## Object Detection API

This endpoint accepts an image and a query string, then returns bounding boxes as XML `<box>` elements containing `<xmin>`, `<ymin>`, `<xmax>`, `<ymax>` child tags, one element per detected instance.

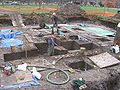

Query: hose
<box><xmin>27</xmin><ymin>65</ymin><xmax>81</xmax><ymax>85</ymax></box>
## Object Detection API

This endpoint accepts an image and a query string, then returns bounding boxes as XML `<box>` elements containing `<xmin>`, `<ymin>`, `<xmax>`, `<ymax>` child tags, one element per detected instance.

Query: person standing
<box><xmin>47</xmin><ymin>36</ymin><xmax>57</xmax><ymax>56</ymax></box>
<box><xmin>52</xmin><ymin>13</ymin><xmax>58</xmax><ymax>27</ymax></box>
<box><xmin>51</xmin><ymin>13</ymin><xmax>59</xmax><ymax>34</ymax></box>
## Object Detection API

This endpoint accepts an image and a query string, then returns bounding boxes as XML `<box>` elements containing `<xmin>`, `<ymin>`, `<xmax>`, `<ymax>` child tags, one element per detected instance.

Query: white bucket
<box><xmin>111</xmin><ymin>45</ymin><xmax>119</xmax><ymax>53</ymax></box>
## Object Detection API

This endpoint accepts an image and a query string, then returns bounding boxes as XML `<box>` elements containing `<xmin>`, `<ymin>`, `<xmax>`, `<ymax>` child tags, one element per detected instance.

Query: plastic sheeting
<box><xmin>0</xmin><ymin>32</ymin><xmax>23</xmax><ymax>39</ymax></box>
<box><xmin>0</xmin><ymin>80</ymin><xmax>40</xmax><ymax>89</ymax></box>
<box><xmin>80</xmin><ymin>27</ymin><xmax>115</xmax><ymax>36</ymax></box>
<box><xmin>0</xmin><ymin>29</ymin><xmax>12</xmax><ymax>32</ymax></box>
<box><xmin>65</xmin><ymin>24</ymin><xmax>77</xmax><ymax>27</ymax></box>
<box><xmin>78</xmin><ymin>35</ymin><xmax>88</xmax><ymax>41</ymax></box>
<box><xmin>79</xmin><ymin>24</ymin><xmax>89</xmax><ymax>27</ymax></box>
<box><xmin>0</xmin><ymin>39</ymin><xmax>23</xmax><ymax>48</ymax></box>
<box><xmin>45</xmin><ymin>24</ymin><xmax>52</xmax><ymax>29</ymax></box>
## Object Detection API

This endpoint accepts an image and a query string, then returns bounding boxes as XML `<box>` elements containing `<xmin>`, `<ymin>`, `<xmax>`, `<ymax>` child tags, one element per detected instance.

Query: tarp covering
<box><xmin>0</xmin><ymin>32</ymin><xmax>23</xmax><ymax>39</ymax></box>
<box><xmin>78</xmin><ymin>35</ymin><xmax>88</xmax><ymax>41</ymax></box>
<box><xmin>0</xmin><ymin>80</ymin><xmax>40</xmax><ymax>89</ymax></box>
<box><xmin>79</xmin><ymin>24</ymin><xmax>89</xmax><ymax>27</ymax></box>
<box><xmin>65</xmin><ymin>24</ymin><xmax>77</xmax><ymax>27</ymax></box>
<box><xmin>45</xmin><ymin>24</ymin><xmax>52</xmax><ymax>29</ymax></box>
<box><xmin>0</xmin><ymin>29</ymin><xmax>12</xmax><ymax>32</ymax></box>
<box><xmin>0</xmin><ymin>39</ymin><xmax>23</xmax><ymax>48</ymax></box>
<box><xmin>80</xmin><ymin>27</ymin><xmax>115</xmax><ymax>36</ymax></box>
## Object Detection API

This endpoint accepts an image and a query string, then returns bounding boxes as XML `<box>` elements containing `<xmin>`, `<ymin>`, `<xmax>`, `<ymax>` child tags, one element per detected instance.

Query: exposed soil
<box><xmin>55</xmin><ymin>4</ymin><xmax>86</xmax><ymax>16</ymax></box>
<box><xmin>113</xmin><ymin>13</ymin><xmax>120</xmax><ymax>19</ymax></box>
<box><xmin>0</xmin><ymin>5</ymin><xmax>120</xmax><ymax>90</ymax></box>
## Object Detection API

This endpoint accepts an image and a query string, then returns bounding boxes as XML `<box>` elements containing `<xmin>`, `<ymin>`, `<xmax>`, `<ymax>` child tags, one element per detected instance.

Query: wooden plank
<box><xmin>89</xmin><ymin>52</ymin><xmax>120</xmax><ymax>68</ymax></box>
<box><xmin>14</xmin><ymin>70</ymin><xmax>34</xmax><ymax>84</ymax></box>
<box><xmin>24</xmin><ymin>34</ymin><xmax>33</xmax><ymax>43</ymax></box>
<box><xmin>54</xmin><ymin>46</ymin><xmax>67</xmax><ymax>51</ymax></box>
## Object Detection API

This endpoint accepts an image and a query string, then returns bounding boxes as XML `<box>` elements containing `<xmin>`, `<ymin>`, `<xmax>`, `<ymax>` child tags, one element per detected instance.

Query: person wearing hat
<box><xmin>51</xmin><ymin>13</ymin><xmax>59</xmax><ymax>35</ymax></box>
<box><xmin>52</xmin><ymin>13</ymin><xmax>58</xmax><ymax>27</ymax></box>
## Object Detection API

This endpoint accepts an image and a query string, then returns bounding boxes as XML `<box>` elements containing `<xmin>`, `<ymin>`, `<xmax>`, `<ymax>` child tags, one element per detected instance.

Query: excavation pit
<box><xmin>69</xmin><ymin>35</ymin><xmax>79</xmax><ymax>40</ymax></box>
<box><xmin>68</xmin><ymin>61</ymin><xmax>94</xmax><ymax>71</ymax></box>
<box><xmin>96</xmin><ymin>38</ymin><xmax>111</xmax><ymax>42</ymax></box>
<box><xmin>60</xmin><ymin>40</ymin><xmax>99</xmax><ymax>50</ymax></box>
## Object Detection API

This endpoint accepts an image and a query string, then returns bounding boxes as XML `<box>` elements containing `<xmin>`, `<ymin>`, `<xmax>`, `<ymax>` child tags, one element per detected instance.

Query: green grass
<box><xmin>0</xmin><ymin>4</ymin><xmax>61</xmax><ymax>8</ymax></box>
<box><xmin>0</xmin><ymin>4</ymin><xmax>118</xmax><ymax>14</ymax></box>
<box><xmin>81</xmin><ymin>6</ymin><xmax>118</xmax><ymax>13</ymax></box>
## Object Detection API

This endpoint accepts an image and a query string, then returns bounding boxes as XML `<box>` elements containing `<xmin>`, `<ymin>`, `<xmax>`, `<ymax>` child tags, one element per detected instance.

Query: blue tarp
<box><xmin>0</xmin><ymin>80</ymin><xmax>40</xmax><ymax>89</ymax></box>
<box><xmin>0</xmin><ymin>32</ymin><xmax>23</xmax><ymax>39</ymax></box>
<box><xmin>78</xmin><ymin>35</ymin><xmax>88</xmax><ymax>41</ymax></box>
<box><xmin>0</xmin><ymin>39</ymin><xmax>23</xmax><ymax>48</ymax></box>
<box><xmin>59</xmin><ymin>31</ymin><xmax>64</xmax><ymax>34</ymax></box>
<box><xmin>0</xmin><ymin>75</ymin><xmax>40</xmax><ymax>89</ymax></box>
<box><xmin>0</xmin><ymin>29</ymin><xmax>12</xmax><ymax>32</ymax></box>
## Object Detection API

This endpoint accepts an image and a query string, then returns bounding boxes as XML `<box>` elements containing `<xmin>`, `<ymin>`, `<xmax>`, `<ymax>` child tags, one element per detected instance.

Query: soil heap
<box><xmin>55</xmin><ymin>4</ymin><xmax>86</xmax><ymax>16</ymax></box>
<box><xmin>113</xmin><ymin>13</ymin><xmax>120</xmax><ymax>19</ymax></box>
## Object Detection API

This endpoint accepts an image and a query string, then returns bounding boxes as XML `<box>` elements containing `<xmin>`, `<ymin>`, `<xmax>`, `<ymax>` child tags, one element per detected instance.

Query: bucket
<box><xmin>80</xmin><ymin>47</ymin><xmax>86</xmax><ymax>54</ymax></box>
<box><xmin>111</xmin><ymin>45</ymin><xmax>119</xmax><ymax>53</ymax></box>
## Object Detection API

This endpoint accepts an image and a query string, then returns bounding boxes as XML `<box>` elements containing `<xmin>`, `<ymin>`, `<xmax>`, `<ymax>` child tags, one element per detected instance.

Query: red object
<box><xmin>3</xmin><ymin>69</ymin><xmax>9</xmax><ymax>75</ymax></box>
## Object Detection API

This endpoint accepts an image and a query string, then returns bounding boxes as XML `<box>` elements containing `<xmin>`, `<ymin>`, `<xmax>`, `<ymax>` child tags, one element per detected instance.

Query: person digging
<box><xmin>47</xmin><ymin>36</ymin><xmax>57</xmax><ymax>56</ymax></box>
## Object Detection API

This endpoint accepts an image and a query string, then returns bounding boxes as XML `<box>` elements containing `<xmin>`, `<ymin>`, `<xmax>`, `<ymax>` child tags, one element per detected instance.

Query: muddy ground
<box><xmin>0</xmin><ymin>12</ymin><xmax>120</xmax><ymax>90</ymax></box>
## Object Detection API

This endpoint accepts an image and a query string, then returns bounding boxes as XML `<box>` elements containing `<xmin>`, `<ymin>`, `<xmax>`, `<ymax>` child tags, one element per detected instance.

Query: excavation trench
<box><xmin>68</xmin><ymin>60</ymin><xmax>94</xmax><ymax>71</ymax></box>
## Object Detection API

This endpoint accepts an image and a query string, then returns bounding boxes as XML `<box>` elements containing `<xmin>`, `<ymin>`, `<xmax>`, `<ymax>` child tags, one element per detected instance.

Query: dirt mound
<box><xmin>113</xmin><ymin>13</ymin><xmax>120</xmax><ymax>19</ymax></box>
<box><xmin>55</xmin><ymin>4</ymin><xmax>86</xmax><ymax>16</ymax></box>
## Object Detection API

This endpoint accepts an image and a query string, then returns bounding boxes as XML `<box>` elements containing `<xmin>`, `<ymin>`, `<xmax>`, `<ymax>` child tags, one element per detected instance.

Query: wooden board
<box><xmin>89</xmin><ymin>52</ymin><xmax>120</xmax><ymax>68</ymax></box>
<box><xmin>14</xmin><ymin>70</ymin><xmax>34</xmax><ymax>84</ymax></box>
<box><xmin>54</xmin><ymin>46</ymin><xmax>67</xmax><ymax>51</ymax></box>
<box><xmin>24</xmin><ymin>34</ymin><xmax>33</xmax><ymax>43</ymax></box>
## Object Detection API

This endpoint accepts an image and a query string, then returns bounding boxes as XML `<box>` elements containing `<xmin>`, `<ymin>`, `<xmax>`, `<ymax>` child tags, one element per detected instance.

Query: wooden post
<box><xmin>114</xmin><ymin>25</ymin><xmax>120</xmax><ymax>45</ymax></box>
<box><xmin>11</xmin><ymin>45</ymin><xmax>16</xmax><ymax>53</ymax></box>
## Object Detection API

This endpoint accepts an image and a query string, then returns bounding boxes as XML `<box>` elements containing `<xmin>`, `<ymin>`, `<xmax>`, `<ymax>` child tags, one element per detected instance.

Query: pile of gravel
<box><xmin>55</xmin><ymin>4</ymin><xmax>86</xmax><ymax>16</ymax></box>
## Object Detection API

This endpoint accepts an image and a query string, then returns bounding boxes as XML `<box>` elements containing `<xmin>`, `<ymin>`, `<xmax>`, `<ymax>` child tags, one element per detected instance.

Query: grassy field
<box><xmin>0</xmin><ymin>4</ymin><xmax>118</xmax><ymax>14</ymax></box>
<box><xmin>0</xmin><ymin>4</ymin><xmax>61</xmax><ymax>8</ymax></box>
<box><xmin>81</xmin><ymin>6</ymin><xmax>118</xmax><ymax>13</ymax></box>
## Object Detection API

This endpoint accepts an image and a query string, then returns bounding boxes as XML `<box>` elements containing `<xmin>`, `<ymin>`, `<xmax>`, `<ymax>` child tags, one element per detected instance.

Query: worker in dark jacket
<box><xmin>51</xmin><ymin>13</ymin><xmax>59</xmax><ymax>35</ymax></box>
<box><xmin>52</xmin><ymin>13</ymin><xmax>58</xmax><ymax>27</ymax></box>
<box><xmin>47</xmin><ymin>36</ymin><xmax>57</xmax><ymax>56</ymax></box>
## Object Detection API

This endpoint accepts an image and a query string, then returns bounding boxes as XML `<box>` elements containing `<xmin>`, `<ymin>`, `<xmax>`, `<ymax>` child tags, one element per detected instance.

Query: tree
<box><xmin>103</xmin><ymin>0</ymin><xmax>116</xmax><ymax>7</ymax></box>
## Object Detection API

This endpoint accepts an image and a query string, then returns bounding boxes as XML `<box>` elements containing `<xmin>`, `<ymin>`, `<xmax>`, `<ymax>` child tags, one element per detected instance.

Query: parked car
<box><xmin>10</xmin><ymin>1</ymin><xmax>19</xmax><ymax>5</ymax></box>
